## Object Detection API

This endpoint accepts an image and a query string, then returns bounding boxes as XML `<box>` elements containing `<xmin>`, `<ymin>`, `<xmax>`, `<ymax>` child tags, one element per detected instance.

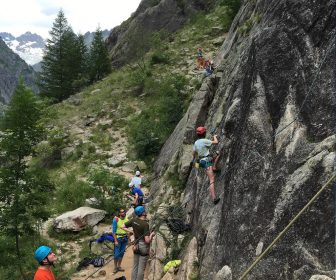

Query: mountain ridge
<box><xmin>0</xmin><ymin>30</ymin><xmax>111</xmax><ymax>67</ymax></box>
<box><xmin>0</xmin><ymin>38</ymin><xmax>38</xmax><ymax>106</ymax></box>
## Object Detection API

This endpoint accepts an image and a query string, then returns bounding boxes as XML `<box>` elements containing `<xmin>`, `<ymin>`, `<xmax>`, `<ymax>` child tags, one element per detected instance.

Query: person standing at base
<box><xmin>123</xmin><ymin>206</ymin><xmax>155</xmax><ymax>280</ymax></box>
<box><xmin>130</xmin><ymin>170</ymin><xmax>143</xmax><ymax>188</ymax></box>
<box><xmin>34</xmin><ymin>245</ymin><xmax>57</xmax><ymax>280</ymax></box>
<box><xmin>112</xmin><ymin>208</ymin><xmax>129</xmax><ymax>274</ymax></box>
<box><xmin>192</xmin><ymin>126</ymin><xmax>220</xmax><ymax>205</ymax></box>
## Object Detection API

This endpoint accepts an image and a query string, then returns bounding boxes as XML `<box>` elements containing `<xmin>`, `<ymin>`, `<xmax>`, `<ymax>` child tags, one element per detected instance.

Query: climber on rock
<box><xmin>126</xmin><ymin>182</ymin><xmax>144</xmax><ymax>208</ymax></box>
<box><xmin>192</xmin><ymin>126</ymin><xmax>220</xmax><ymax>205</ymax></box>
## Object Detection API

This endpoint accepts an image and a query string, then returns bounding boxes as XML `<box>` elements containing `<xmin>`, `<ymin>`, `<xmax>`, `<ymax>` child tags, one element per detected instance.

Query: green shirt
<box><xmin>124</xmin><ymin>217</ymin><xmax>150</xmax><ymax>241</ymax></box>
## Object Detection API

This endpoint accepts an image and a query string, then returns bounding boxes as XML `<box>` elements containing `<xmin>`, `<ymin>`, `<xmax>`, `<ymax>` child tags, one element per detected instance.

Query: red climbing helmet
<box><xmin>196</xmin><ymin>126</ymin><xmax>206</xmax><ymax>135</ymax></box>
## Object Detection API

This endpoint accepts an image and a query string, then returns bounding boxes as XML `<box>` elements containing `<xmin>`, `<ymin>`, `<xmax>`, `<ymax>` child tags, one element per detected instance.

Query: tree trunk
<box><xmin>15</xmin><ymin>230</ymin><xmax>27</xmax><ymax>280</ymax></box>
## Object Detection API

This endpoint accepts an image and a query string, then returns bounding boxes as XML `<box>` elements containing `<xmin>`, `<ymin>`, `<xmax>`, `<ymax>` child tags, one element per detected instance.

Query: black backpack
<box><xmin>76</xmin><ymin>257</ymin><xmax>93</xmax><ymax>271</ymax></box>
<box><xmin>91</xmin><ymin>255</ymin><xmax>105</xmax><ymax>267</ymax></box>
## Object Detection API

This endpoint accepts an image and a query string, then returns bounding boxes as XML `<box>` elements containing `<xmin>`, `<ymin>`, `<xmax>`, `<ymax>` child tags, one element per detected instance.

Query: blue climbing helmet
<box><xmin>134</xmin><ymin>206</ymin><xmax>145</xmax><ymax>216</ymax></box>
<box><xmin>34</xmin><ymin>245</ymin><xmax>52</xmax><ymax>263</ymax></box>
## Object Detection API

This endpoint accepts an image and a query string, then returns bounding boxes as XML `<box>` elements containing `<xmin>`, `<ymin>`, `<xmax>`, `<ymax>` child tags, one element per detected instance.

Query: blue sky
<box><xmin>1</xmin><ymin>0</ymin><xmax>142</xmax><ymax>38</ymax></box>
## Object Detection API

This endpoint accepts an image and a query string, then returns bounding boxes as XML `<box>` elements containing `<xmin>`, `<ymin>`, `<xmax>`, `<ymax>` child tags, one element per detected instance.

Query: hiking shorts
<box><xmin>114</xmin><ymin>236</ymin><xmax>128</xmax><ymax>259</ymax></box>
<box><xmin>199</xmin><ymin>156</ymin><xmax>214</xmax><ymax>169</ymax></box>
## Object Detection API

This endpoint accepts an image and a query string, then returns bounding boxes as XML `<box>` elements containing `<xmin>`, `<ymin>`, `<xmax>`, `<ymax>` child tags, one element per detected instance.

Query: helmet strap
<box><xmin>41</xmin><ymin>256</ymin><xmax>54</xmax><ymax>267</ymax></box>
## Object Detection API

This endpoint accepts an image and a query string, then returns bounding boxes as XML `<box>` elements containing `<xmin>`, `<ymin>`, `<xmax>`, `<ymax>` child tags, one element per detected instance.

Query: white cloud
<box><xmin>1</xmin><ymin>0</ymin><xmax>141</xmax><ymax>38</ymax></box>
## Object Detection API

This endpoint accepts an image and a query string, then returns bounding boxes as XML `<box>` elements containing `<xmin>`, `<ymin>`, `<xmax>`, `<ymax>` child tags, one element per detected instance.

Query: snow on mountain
<box><xmin>0</xmin><ymin>32</ymin><xmax>45</xmax><ymax>66</ymax></box>
<box><xmin>0</xmin><ymin>30</ymin><xmax>111</xmax><ymax>67</ymax></box>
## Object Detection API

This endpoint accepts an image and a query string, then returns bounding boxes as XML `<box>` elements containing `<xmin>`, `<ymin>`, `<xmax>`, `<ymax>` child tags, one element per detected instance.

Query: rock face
<box><xmin>54</xmin><ymin>207</ymin><xmax>106</xmax><ymax>232</ymax></box>
<box><xmin>106</xmin><ymin>0</ymin><xmax>214</xmax><ymax>67</ymax></box>
<box><xmin>149</xmin><ymin>0</ymin><xmax>335</xmax><ymax>279</ymax></box>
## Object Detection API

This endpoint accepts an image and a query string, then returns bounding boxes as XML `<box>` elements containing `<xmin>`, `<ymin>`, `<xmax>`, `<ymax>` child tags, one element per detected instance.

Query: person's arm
<box><xmin>123</xmin><ymin>219</ymin><xmax>132</xmax><ymax>228</ymax></box>
<box><xmin>144</xmin><ymin>231</ymin><xmax>155</xmax><ymax>244</ymax></box>
<box><xmin>134</xmin><ymin>193</ymin><xmax>139</xmax><ymax>205</ymax></box>
<box><xmin>122</xmin><ymin>227</ymin><xmax>134</xmax><ymax>234</ymax></box>
<box><xmin>212</xmin><ymin>135</ymin><xmax>219</xmax><ymax>144</ymax></box>
<box><xmin>112</xmin><ymin>218</ymin><xmax>118</xmax><ymax>245</ymax></box>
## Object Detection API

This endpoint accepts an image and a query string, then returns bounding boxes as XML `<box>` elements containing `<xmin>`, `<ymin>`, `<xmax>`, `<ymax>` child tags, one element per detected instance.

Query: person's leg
<box><xmin>132</xmin><ymin>253</ymin><xmax>140</xmax><ymax>280</ymax></box>
<box><xmin>135</xmin><ymin>242</ymin><xmax>149</xmax><ymax>280</ymax></box>
<box><xmin>113</xmin><ymin>242</ymin><xmax>121</xmax><ymax>273</ymax></box>
<box><xmin>113</xmin><ymin>259</ymin><xmax>118</xmax><ymax>273</ymax></box>
<box><xmin>206</xmin><ymin>167</ymin><xmax>216</xmax><ymax>200</ymax></box>
<box><xmin>118</xmin><ymin>238</ymin><xmax>127</xmax><ymax>271</ymax></box>
<box><xmin>213</xmin><ymin>153</ymin><xmax>220</xmax><ymax>171</ymax></box>
<box><xmin>136</xmin><ymin>255</ymin><xmax>149</xmax><ymax>280</ymax></box>
<box><xmin>117</xmin><ymin>259</ymin><xmax>122</xmax><ymax>269</ymax></box>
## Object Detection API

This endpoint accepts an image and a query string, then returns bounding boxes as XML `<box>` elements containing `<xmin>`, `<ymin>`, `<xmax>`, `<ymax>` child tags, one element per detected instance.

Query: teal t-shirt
<box><xmin>193</xmin><ymin>139</ymin><xmax>212</xmax><ymax>157</ymax></box>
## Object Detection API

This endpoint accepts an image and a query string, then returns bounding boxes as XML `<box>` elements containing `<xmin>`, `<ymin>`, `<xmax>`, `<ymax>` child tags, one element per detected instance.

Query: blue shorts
<box><xmin>199</xmin><ymin>156</ymin><xmax>214</xmax><ymax>168</ymax></box>
<box><xmin>114</xmin><ymin>236</ymin><xmax>128</xmax><ymax>260</ymax></box>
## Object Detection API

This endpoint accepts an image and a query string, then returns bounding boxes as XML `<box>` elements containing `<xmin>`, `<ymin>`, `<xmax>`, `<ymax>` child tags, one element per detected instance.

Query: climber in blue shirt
<box><xmin>127</xmin><ymin>182</ymin><xmax>144</xmax><ymax>207</ymax></box>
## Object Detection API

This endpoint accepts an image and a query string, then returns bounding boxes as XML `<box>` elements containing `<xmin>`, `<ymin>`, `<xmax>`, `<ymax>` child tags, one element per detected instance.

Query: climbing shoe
<box><xmin>213</xmin><ymin>198</ymin><xmax>220</xmax><ymax>205</ymax></box>
<box><xmin>117</xmin><ymin>267</ymin><xmax>125</xmax><ymax>272</ymax></box>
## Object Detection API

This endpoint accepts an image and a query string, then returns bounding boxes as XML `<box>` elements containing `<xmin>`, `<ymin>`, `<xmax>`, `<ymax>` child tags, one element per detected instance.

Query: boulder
<box><xmin>122</xmin><ymin>161</ymin><xmax>137</xmax><ymax>172</ymax></box>
<box><xmin>147</xmin><ymin>258</ymin><xmax>163</xmax><ymax>280</ymax></box>
<box><xmin>90</xmin><ymin>88</ymin><xmax>101</xmax><ymax>95</ymax></box>
<box><xmin>161</xmin><ymin>271</ymin><xmax>175</xmax><ymax>280</ymax></box>
<box><xmin>134</xmin><ymin>160</ymin><xmax>147</xmax><ymax>171</ymax></box>
<box><xmin>309</xmin><ymin>276</ymin><xmax>333</xmax><ymax>280</ymax></box>
<box><xmin>176</xmin><ymin>237</ymin><xmax>198</xmax><ymax>280</ymax></box>
<box><xmin>151</xmin><ymin>235</ymin><xmax>167</xmax><ymax>262</ymax></box>
<box><xmin>61</xmin><ymin>146</ymin><xmax>75</xmax><ymax>159</ymax></box>
<box><xmin>54</xmin><ymin>207</ymin><xmax>106</xmax><ymax>232</ymax></box>
<box><xmin>85</xmin><ymin>197</ymin><xmax>99</xmax><ymax>206</ymax></box>
<box><xmin>106</xmin><ymin>153</ymin><xmax>127</xmax><ymax>167</ymax></box>
<box><xmin>215</xmin><ymin>266</ymin><xmax>232</xmax><ymax>280</ymax></box>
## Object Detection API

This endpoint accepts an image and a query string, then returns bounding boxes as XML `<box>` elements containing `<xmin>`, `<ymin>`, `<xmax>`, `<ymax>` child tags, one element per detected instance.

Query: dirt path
<box><xmin>70</xmin><ymin>223</ymin><xmax>151</xmax><ymax>280</ymax></box>
<box><xmin>71</xmin><ymin>245</ymin><xmax>134</xmax><ymax>280</ymax></box>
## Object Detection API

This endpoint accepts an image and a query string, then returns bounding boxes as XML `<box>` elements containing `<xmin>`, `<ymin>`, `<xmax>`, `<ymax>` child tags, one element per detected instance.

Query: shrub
<box><xmin>89</xmin><ymin>126</ymin><xmax>113</xmax><ymax>150</ymax></box>
<box><xmin>219</xmin><ymin>0</ymin><xmax>241</xmax><ymax>20</ymax></box>
<box><xmin>88</xmin><ymin>168</ymin><xmax>128</xmax><ymax>191</ymax></box>
<box><xmin>54</xmin><ymin>173</ymin><xmax>95</xmax><ymax>213</ymax></box>
<box><xmin>88</xmin><ymin>168</ymin><xmax>128</xmax><ymax>216</ymax></box>
<box><xmin>150</xmin><ymin>52</ymin><xmax>170</xmax><ymax>65</ymax></box>
<box><xmin>127</xmin><ymin>75</ymin><xmax>187</xmax><ymax>163</ymax></box>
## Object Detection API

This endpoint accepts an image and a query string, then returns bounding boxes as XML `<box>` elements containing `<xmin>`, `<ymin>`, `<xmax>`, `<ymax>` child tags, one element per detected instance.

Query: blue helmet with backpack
<box><xmin>134</xmin><ymin>206</ymin><xmax>145</xmax><ymax>216</ymax></box>
<box><xmin>34</xmin><ymin>245</ymin><xmax>52</xmax><ymax>263</ymax></box>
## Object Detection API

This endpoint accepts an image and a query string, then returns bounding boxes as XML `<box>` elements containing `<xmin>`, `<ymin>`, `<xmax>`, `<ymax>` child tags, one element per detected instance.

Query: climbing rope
<box><xmin>237</xmin><ymin>173</ymin><xmax>335</xmax><ymax>280</ymax></box>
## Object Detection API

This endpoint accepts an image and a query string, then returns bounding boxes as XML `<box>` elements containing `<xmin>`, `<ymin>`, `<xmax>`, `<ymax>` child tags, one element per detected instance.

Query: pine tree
<box><xmin>89</xmin><ymin>27</ymin><xmax>111</xmax><ymax>82</ymax></box>
<box><xmin>0</xmin><ymin>79</ymin><xmax>53</xmax><ymax>280</ymax></box>
<box><xmin>39</xmin><ymin>9</ymin><xmax>69</xmax><ymax>101</ymax></box>
<box><xmin>39</xmin><ymin>10</ymin><xmax>85</xmax><ymax>101</ymax></box>
<box><xmin>72</xmin><ymin>34</ymin><xmax>89</xmax><ymax>91</ymax></box>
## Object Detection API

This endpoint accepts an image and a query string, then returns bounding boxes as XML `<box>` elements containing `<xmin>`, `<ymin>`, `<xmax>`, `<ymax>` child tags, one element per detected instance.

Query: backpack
<box><xmin>76</xmin><ymin>257</ymin><xmax>93</xmax><ymax>271</ymax></box>
<box><xmin>91</xmin><ymin>255</ymin><xmax>105</xmax><ymax>267</ymax></box>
